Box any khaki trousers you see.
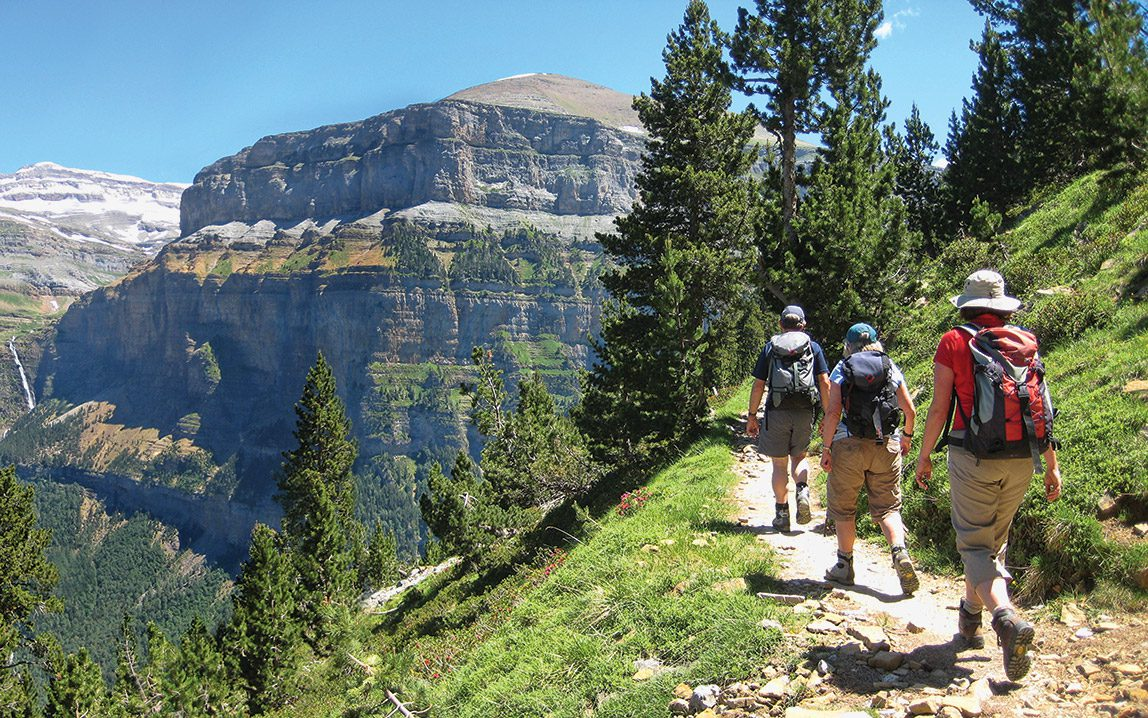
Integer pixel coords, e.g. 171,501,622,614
948,447,1033,586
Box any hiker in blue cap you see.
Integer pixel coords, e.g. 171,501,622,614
747,305,830,532
819,322,920,595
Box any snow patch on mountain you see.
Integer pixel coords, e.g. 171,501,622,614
0,162,187,251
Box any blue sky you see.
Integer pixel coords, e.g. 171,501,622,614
0,1,985,184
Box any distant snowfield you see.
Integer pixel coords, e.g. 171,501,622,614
0,162,186,249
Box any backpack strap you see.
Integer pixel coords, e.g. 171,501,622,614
1016,381,1045,474
935,325,978,454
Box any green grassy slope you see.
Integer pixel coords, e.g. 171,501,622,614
890,167,1148,601
274,390,805,717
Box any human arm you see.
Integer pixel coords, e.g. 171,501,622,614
1043,445,1061,501
895,382,916,457
747,378,766,437
819,381,842,472
914,362,955,489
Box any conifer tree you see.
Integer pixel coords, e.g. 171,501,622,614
582,0,761,468
968,0,1148,187
1,670,38,718
226,524,300,714
731,0,828,249
362,523,400,590
943,21,1024,224
1072,0,1148,168
473,349,599,507
418,454,489,556
277,353,361,629
888,104,944,253
0,465,59,709
794,65,916,344
44,647,108,718
168,618,245,717
112,615,153,717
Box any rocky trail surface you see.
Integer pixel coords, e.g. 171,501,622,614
662,427,1148,718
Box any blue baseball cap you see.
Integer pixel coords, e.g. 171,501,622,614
780,305,805,324
845,322,878,344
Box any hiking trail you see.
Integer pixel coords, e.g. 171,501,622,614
707,426,1148,718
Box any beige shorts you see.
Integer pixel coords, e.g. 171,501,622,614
826,436,902,523
757,407,815,458
948,447,1033,587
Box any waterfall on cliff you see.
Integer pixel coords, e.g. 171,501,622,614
9,338,35,410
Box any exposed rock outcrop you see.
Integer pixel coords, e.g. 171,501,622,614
179,96,644,235
6,76,646,566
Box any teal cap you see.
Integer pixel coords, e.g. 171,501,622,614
845,323,878,344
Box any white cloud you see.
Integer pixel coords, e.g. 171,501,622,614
892,7,920,25
876,4,920,40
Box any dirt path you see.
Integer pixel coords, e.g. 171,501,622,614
725,430,1148,718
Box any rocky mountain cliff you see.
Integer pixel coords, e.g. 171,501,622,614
3,75,649,565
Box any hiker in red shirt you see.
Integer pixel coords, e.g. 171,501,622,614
915,270,1062,682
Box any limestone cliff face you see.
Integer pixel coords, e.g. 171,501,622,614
8,76,639,565
180,98,643,235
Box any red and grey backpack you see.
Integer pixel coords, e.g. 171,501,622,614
940,323,1057,473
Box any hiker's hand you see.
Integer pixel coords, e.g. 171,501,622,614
1044,465,1062,501
914,456,931,490
899,434,911,457
746,414,759,438
819,449,832,472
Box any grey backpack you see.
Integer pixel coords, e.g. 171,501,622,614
767,331,818,409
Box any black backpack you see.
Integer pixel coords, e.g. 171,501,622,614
841,350,901,440
766,331,819,409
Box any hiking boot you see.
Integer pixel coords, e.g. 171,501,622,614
824,554,855,585
772,510,790,532
991,608,1035,681
795,484,812,525
891,546,919,595
958,598,985,648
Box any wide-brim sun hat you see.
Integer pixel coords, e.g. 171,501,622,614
950,269,1022,312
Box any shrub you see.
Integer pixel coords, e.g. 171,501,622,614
1019,290,1114,349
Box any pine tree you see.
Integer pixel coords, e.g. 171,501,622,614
731,0,828,250
969,0,1148,187
111,615,153,717
167,618,246,717
418,454,489,556
793,63,917,344
226,524,301,714
362,523,400,590
1073,0,1148,168
44,647,108,718
472,349,599,508
888,104,944,253
943,21,1024,224
582,0,761,469
0,465,59,709
0,668,38,718
276,353,361,630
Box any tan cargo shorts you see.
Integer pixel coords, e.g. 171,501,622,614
826,435,902,523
